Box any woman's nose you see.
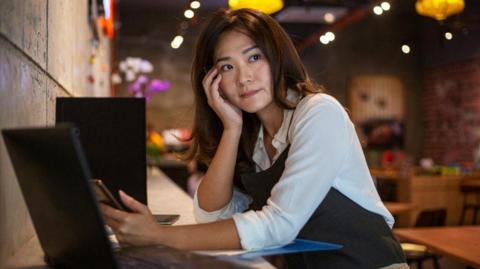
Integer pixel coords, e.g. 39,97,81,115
237,65,253,86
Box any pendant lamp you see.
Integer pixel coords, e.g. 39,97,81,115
228,0,284,15
415,0,465,21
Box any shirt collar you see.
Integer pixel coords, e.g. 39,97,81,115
252,90,300,169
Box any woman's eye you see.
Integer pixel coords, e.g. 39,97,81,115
249,54,261,62
220,64,233,71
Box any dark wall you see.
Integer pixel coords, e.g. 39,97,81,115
419,0,480,68
116,0,480,162
298,0,424,160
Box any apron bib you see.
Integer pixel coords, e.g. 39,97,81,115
239,146,406,268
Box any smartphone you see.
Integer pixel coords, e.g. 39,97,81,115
91,179,180,225
153,214,180,225
91,179,127,211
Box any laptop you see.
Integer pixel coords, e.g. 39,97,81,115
2,125,248,269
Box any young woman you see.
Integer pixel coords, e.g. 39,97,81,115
102,8,407,268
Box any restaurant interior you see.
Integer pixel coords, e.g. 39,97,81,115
0,0,479,268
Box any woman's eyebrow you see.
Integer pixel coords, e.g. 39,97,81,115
215,45,260,65
242,45,259,54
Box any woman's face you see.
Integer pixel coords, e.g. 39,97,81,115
213,30,275,114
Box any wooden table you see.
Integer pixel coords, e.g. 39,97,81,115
384,202,413,215
395,226,480,268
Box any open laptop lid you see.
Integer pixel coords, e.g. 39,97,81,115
2,124,119,269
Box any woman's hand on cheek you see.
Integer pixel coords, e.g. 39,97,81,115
202,68,242,132
100,190,163,247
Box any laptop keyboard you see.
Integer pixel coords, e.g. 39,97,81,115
116,245,250,269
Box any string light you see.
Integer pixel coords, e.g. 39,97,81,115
184,9,195,19
171,35,184,49
319,35,329,45
381,2,391,11
373,6,383,15
325,32,335,42
324,13,335,23
319,32,335,45
190,1,201,9
445,32,453,40
171,1,202,50
401,45,411,54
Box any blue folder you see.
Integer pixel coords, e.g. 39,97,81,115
238,239,343,259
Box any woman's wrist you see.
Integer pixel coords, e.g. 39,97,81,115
223,126,242,138
153,225,172,247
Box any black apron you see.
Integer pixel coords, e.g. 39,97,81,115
239,146,406,268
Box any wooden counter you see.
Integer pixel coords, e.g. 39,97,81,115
5,168,273,269
372,169,476,226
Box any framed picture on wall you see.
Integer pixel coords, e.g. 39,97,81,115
348,75,406,151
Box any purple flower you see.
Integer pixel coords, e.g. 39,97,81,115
148,79,171,92
136,75,149,85
128,82,142,93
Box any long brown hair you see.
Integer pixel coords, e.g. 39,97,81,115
186,8,322,173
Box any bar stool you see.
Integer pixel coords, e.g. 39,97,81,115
402,209,446,269
459,178,480,225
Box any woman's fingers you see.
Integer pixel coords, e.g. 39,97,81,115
100,203,127,222
119,190,150,215
202,68,218,100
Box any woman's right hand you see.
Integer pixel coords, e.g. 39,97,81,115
202,68,243,132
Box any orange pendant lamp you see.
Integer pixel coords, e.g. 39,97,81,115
415,0,465,21
228,0,284,15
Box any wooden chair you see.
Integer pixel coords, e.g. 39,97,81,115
459,178,480,225
401,209,447,269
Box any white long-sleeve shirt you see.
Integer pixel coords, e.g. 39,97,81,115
193,93,394,250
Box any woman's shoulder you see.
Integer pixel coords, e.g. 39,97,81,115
296,93,347,117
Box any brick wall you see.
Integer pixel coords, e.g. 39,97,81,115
423,57,480,165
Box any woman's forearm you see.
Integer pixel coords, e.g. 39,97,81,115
197,128,242,211
157,219,242,250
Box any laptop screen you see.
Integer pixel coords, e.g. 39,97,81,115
2,125,119,269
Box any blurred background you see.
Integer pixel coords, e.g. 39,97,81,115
1,1,480,268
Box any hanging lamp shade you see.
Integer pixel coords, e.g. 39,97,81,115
228,0,284,15
415,0,465,21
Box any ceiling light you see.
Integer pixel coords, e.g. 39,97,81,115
190,1,201,9
381,2,391,11
416,0,464,21
171,36,184,49
319,35,329,45
373,6,383,15
445,32,453,40
184,9,194,19
325,32,335,42
228,0,284,15
324,12,335,23
401,45,410,54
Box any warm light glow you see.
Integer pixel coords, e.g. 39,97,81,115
184,9,195,19
171,36,184,49
416,0,465,21
324,13,335,23
319,35,329,45
445,32,453,40
325,32,335,42
401,45,411,54
228,0,284,14
190,1,201,9
381,2,391,11
373,6,384,15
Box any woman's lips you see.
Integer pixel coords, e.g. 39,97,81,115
240,89,260,98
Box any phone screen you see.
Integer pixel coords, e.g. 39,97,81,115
91,179,180,225
91,179,127,211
